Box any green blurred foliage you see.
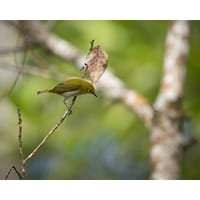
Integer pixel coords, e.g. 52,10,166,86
0,21,200,179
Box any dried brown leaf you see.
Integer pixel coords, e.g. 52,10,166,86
85,45,108,83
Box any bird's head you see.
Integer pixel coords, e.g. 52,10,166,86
80,80,97,97
87,84,97,97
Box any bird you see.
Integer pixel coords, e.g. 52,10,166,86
37,77,97,114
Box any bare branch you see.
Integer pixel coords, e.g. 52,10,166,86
17,108,25,177
155,21,191,111
5,108,25,180
0,34,29,102
5,165,22,180
5,97,76,179
98,71,154,126
11,21,154,127
15,21,83,66
23,96,76,165
7,36,28,96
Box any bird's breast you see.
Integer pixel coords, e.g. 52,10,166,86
63,89,80,99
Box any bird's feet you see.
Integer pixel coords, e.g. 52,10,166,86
68,108,73,115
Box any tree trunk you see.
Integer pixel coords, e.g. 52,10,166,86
150,111,185,179
150,21,191,179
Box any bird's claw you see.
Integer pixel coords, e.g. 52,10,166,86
68,109,73,115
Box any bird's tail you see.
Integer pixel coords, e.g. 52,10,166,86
37,89,49,95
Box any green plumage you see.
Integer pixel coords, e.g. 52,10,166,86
37,78,97,97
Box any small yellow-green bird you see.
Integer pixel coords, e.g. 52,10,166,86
37,77,97,113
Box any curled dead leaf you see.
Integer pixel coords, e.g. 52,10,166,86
85,43,108,83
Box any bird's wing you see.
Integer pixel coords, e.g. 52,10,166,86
49,82,80,94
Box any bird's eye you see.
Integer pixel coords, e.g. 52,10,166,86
88,89,91,93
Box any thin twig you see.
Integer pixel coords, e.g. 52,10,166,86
89,39,95,52
7,37,28,96
0,52,28,102
17,108,25,177
5,98,76,179
23,96,77,165
5,108,25,180
5,165,22,180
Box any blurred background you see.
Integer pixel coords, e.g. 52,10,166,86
0,21,200,179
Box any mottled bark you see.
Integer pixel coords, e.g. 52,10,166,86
151,21,191,179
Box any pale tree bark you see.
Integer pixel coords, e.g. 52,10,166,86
9,20,192,179
151,21,191,179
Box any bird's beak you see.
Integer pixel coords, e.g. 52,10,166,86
91,91,97,97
